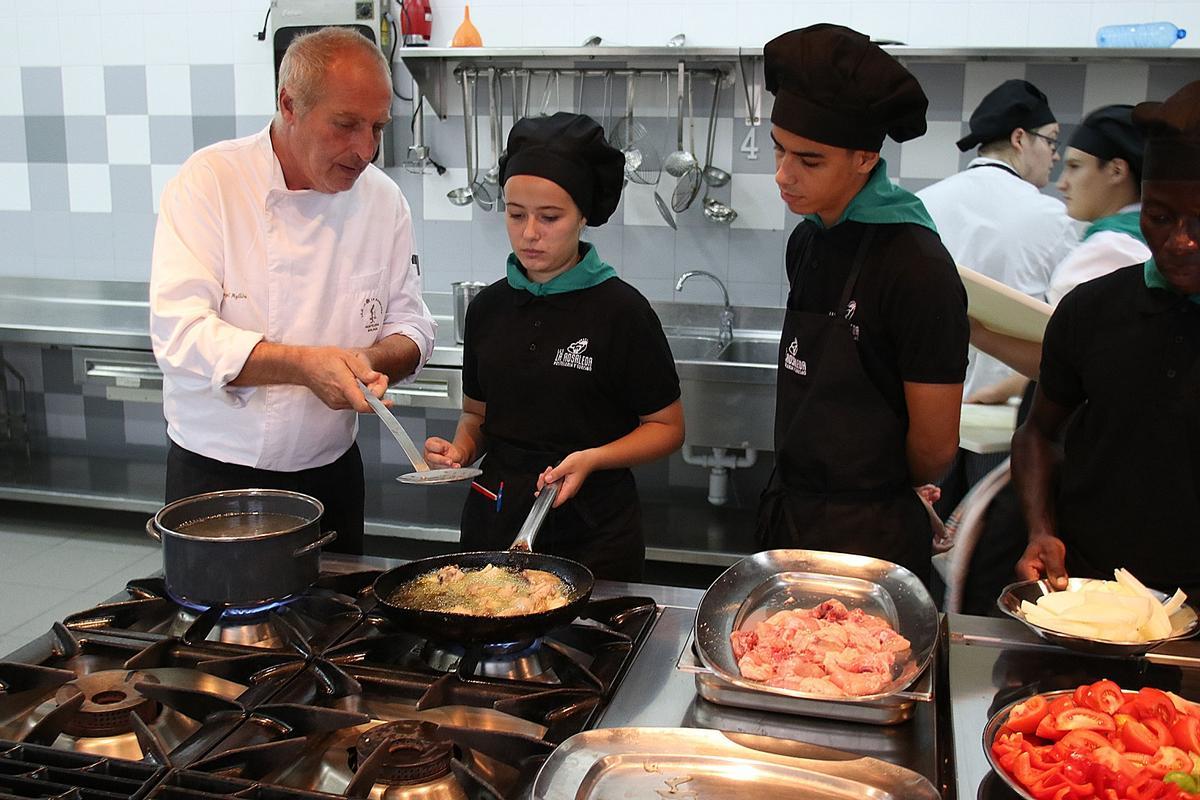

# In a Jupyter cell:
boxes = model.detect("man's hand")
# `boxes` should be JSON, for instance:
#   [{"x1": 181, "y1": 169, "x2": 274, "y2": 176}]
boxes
[
  {"x1": 298, "y1": 346, "x2": 385, "y2": 412},
  {"x1": 536, "y1": 450, "x2": 599, "y2": 507},
  {"x1": 424, "y1": 437, "x2": 466, "y2": 469},
  {"x1": 1016, "y1": 532, "x2": 1069, "y2": 589}
]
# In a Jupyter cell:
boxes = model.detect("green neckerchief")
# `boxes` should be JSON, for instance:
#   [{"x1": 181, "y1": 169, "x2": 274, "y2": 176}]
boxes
[
  {"x1": 1144, "y1": 258, "x2": 1200, "y2": 305},
  {"x1": 1084, "y1": 210, "x2": 1146, "y2": 244},
  {"x1": 506, "y1": 241, "x2": 617, "y2": 296},
  {"x1": 804, "y1": 159, "x2": 938, "y2": 234}
]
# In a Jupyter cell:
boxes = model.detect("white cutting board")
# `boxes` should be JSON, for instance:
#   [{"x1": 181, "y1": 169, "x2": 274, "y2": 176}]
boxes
[{"x1": 957, "y1": 265, "x2": 1053, "y2": 343}]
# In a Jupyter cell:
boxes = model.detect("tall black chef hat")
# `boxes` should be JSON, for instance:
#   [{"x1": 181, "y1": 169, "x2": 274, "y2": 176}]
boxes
[
  {"x1": 956, "y1": 79, "x2": 1056, "y2": 152},
  {"x1": 1068, "y1": 105, "x2": 1145, "y2": 180},
  {"x1": 763, "y1": 24, "x2": 928, "y2": 152},
  {"x1": 1134, "y1": 81, "x2": 1200, "y2": 181},
  {"x1": 499, "y1": 112, "x2": 625, "y2": 226}
]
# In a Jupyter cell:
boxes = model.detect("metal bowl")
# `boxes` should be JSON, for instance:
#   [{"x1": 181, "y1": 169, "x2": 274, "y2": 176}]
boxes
[
  {"x1": 997, "y1": 577, "x2": 1200, "y2": 657},
  {"x1": 694, "y1": 549, "x2": 940, "y2": 703},
  {"x1": 982, "y1": 688, "x2": 1077, "y2": 800}
]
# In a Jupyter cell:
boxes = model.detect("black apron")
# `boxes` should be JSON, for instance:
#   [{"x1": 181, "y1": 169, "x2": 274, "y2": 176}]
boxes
[
  {"x1": 756, "y1": 227, "x2": 931, "y2": 584},
  {"x1": 459, "y1": 437, "x2": 644, "y2": 582}
]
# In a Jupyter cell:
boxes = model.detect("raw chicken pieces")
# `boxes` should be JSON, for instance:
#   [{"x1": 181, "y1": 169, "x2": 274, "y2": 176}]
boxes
[{"x1": 729, "y1": 599, "x2": 911, "y2": 697}]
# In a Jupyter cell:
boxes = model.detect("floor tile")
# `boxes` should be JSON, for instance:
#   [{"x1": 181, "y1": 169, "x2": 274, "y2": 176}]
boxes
[
  {"x1": 0, "y1": 538, "x2": 150, "y2": 590},
  {"x1": 0, "y1": 580, "x2": 72, "y2": 634}
]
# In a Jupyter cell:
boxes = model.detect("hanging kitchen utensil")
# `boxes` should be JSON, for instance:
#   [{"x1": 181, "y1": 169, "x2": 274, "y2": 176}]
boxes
[
  {"x1": 483, "y1": 68, "x2": 501, "y2": 187},
  {"x1": 663, "y1": 63, "x2": 697, "y2": 178},
  {"x1": 446, "y1": 71, "x2": 475, "y2": 207},
  {"x1": 611, "y1": 73, "x2": 647, "y2": 181},
  {"x1": 357, "y1": 381, "x2": 482, "y2": 485},
  {"x1": 653, "y1": 74, "x2": 677, "y2": 229},
  {"x1": 703, "y1": 190, "x2": 737, "y2": 224},
  {"x1": 671, "y1": 72, "x2": 702, "y2": 213},
  {"x1": 466, "y1": 72, "x2": 496, "y2": 211},
  {"x1": 702, "y1": 72, "x2": 732, "y2": 187}
]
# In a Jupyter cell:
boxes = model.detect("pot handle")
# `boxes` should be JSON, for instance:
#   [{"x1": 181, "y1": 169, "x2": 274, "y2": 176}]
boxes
[
  {"x1": 293, "y1": 530, "x2": 337, "y2": 557},
  {"x1": 145, "y1": 517, "x2": 162, "y2": 542}
]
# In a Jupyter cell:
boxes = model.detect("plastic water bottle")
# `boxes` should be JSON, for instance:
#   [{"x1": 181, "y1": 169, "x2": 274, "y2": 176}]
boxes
[{"x1": 1096, "y1": 22, "x2": 1187, "y2": 47}]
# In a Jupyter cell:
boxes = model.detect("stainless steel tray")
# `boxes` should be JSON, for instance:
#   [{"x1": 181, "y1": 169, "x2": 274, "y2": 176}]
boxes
[
  {"x1": 531, "y1": 727, "x2": 941, "y2": 800},
  {"x1": 694, "y1": 549, "x2": 940, "y2": 704},
  {"x1": 998, "y1": 577, "x2": 1200, "y2": 657}
]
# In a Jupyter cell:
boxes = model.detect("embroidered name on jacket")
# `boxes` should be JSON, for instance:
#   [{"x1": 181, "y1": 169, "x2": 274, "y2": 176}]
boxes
[
  {"x1": 553, "y1": 338, "x2": 594, "y2": 372},
  {"x1": 784, "y1": 337, "x2": 807, "y2": 376}
]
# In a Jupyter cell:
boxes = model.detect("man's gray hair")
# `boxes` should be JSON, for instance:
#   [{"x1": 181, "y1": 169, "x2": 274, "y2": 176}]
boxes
[{"x1": 277, "y1": 26, "x2": 390, "y2": 117}]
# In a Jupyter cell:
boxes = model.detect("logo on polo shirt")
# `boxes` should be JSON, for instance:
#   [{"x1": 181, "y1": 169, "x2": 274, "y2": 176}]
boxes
[
  {"x1": 784, "y1": 337, "x2": 807, "y2": 376},
  {"x1": 553, "y1": 338, "x2": 593, "y2": 372}
]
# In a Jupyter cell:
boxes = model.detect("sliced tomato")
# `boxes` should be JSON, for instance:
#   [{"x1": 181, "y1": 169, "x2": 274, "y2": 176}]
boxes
[
  {"x1": 1170, "y1": 716, "x2": 1200, "y2": 755},
  {"x1": 1010, "y1": 695, "x2": 1052, "y2": 735},
  {"x1": 1146, "y1": 746, "x2": 1193, "y2": 779},
  {"x1": 1060, "y1": 730, "x2": 1115, "y2": 753},
  {"x1": 1086, "y1": 681, "x2": 1126, "y2": 715},
  {"x1": 1051, "y1": 695, "x2": 1080, "y2": 716},
  {"x1": 1039, "y1": 712, "x2": 1069, "y2": 741},
  {"x1": 1077, "y1": 684, "x2": 1095, "y2": 707},
  {"x1": 1148, "y1": 718, "x2": 1177, "y2": 748},
  {"x1": 1057, "y1": 707, "x2": 1118, "y2": 733},
  {"x1": 1136, "y1": 688, "x2": 1178, "y2": 726},
  {"x1": 1125, "y1": 719, "x2": 1167, "y2": 755}
]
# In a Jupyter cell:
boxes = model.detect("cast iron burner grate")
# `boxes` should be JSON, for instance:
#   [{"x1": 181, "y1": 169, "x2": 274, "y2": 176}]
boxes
[{"x1": 0, "y1": 738, "x2": 162, "y2": 800}]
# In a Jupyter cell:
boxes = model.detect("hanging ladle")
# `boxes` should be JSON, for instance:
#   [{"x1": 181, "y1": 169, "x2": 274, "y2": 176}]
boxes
[
  {"x1": 701, "y1": 73, "x2": 731, "y2": 188},
  {"x1": 446, "y1": 71, "x2": 476, "y2": 207},
  {"x1": 358, "y1": 381, "x2": 482, "y2": 486}
]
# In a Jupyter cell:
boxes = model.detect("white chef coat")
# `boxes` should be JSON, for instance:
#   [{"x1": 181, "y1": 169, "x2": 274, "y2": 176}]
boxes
[
  {"x1": 916, "y1": 157, "x2": 1078, "y2": 399},
  {"x1": 1045, "y1": 205, "x2": 1150, "y2": 306},
  {"x1": 150, "y1": 125, "x2": 437, "y2": 472}
]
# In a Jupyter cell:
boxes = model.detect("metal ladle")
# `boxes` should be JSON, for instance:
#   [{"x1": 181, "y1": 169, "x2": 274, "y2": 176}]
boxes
[
  {"x1": 701, "y1": 74, "x2": 732, "y2": 188},
  {"x1": 663, "y1": 63, "x2": 697, "y2": 178},
  {"x1": 358, "y1": 381, "x2": 482, "y2": 486},
  {"x1": 446, "y1": 71, "x2": 475, "y2": 207},
  {"x1": 468, "y1": 71, "x2": 496, "y2": 211}
]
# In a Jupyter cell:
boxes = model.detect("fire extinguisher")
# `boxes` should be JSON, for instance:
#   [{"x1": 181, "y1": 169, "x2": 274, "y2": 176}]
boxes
[{"x1": 399, "y1": 0, "x2": 433, "y2": 46}]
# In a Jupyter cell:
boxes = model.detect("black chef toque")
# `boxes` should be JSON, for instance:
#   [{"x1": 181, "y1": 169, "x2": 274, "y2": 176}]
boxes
[
  {"x1": 1134, "y1": 81, "x2": 1200, "y2": 181},
  {"x1": 1068, "y1": 105, "x2": 1144, "y2": 179},
  {"x1": 956, "y1": 79, "x2": 1056, "y2": 152},
  {"x1": 499, "y1": 112, "x2": 625, "y2": 226},
  {"x1": 763, "y1": 24, "x2": 928, "y2": 152}
]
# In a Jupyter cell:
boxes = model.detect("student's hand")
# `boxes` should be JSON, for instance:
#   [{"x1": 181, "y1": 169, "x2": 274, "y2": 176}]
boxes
[
  {"x1": 537, "y1": 450, "x2": 599, "y2": 507},
  {"x1": 1016, "y1": 532, "x2": 1069, "y2": 590},
  {"x1": 424, "y1": 437, "x2": 465, "y2": 469}
]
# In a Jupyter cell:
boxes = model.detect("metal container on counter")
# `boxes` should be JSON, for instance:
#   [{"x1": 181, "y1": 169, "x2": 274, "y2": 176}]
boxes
[
  {"x1": 144, "y1": 488, "x2": 336, "y2": 607},
  {"x1": 451, "y1": 281, "x2": 487, "y2": 344}
]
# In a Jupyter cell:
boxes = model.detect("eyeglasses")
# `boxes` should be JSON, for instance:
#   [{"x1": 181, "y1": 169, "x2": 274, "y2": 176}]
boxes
[{"x1": 1024, "y1": 129, "x2": 1059, "y2": 153}]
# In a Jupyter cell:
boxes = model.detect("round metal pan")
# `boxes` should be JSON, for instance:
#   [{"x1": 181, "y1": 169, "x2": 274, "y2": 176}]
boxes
[
  {"x1": 983, "y1": 688, "x2": 1075, "y2": 800},
  {"x1": 370, "y1": 550, "x2": 594, "y2": 643},
  {"x1": 694, "y1": 549, "x2": 940, "y2": 703}
]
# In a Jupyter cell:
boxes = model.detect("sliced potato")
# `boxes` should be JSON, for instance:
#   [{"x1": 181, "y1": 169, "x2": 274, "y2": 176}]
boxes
[
  {"x1": 1037, "y1": 591, "x2": 1087, "y2": 615},
  {"x1": 1163, "y1": 589, "x2": 1189, "y2": 617}
]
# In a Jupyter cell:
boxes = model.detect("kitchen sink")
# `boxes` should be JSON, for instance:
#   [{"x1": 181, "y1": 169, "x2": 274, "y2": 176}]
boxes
[
  {"x1": 718, "y1": 338, "x2": 779, "y2": 364},
  {"x1": 666, "y1": 334, "x2": 778, "y2": 365}
]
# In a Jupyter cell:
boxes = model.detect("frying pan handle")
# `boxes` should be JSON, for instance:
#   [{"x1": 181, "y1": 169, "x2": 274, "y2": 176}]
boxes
[
  {"x1": 145, "y1": 517, "x2": 162, "y2": 542},
  {"x1": 510, "y1": 482, "x2": 558, "y2": 552},
  {"x1": 293, "y1": 530, "x2": 337, "y2": 557}
]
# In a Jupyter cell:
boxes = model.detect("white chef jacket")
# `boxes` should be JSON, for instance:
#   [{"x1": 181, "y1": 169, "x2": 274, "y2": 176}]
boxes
[
  {"x1": 150, "y1": 125, "x2": 437, "y2": 472},
  {"x1": 916, "y1": 157, "x2": 1078, "y2": 399},
  {"x1": 1045, "y1": 205, "x2": 1150, "y2": 306}
]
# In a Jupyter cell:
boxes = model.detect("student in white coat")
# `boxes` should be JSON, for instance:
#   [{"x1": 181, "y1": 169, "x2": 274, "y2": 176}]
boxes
[
  {"x1": 917, "y1": 80, "x2": 1078, "y2": 406},
  {"x1": 149, "y1": 28, "x2": 436, "y2": 555}
]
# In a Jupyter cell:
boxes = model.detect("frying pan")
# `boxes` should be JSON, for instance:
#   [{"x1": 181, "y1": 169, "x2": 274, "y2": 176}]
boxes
[{"x1": 369, "y1": 483, "x2": 596, "y2": 643}]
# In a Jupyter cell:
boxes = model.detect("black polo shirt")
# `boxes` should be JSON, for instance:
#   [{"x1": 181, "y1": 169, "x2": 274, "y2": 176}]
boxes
[
  {"x1": 784, "y1": 219, "x2": 969, "y2": 417},
  {"x1": 462, "y1": 276, "x2": 681, "y2": 455},
  {"x1": 1039, "y1": 264, "x2": 1200, "y2": 590}
]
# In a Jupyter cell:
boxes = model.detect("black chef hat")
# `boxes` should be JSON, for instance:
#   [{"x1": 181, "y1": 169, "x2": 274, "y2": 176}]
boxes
[
  {"x1": 499, "y1": 112, "x2": 624, "y2": 226},
  {"x1": 957, "y1": 79, "x2": 1056, "y2": 152},
  {"x1": 763, "y1": 24, "x2": 928, "y2": 152},
  {"x1": 1068, "y1": 105, "x2": 1144, "y2": 179},
  {"x1": 1134, "y1": 81, "x2": 1200, "y2": 181}
]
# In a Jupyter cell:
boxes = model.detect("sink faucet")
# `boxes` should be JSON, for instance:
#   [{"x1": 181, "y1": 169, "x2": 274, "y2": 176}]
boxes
[{"x1": 675, "y1": 270, "x2": 735, "y2": 348}]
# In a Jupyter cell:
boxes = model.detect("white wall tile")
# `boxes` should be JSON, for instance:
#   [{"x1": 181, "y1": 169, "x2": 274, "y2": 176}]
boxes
[
  {"x1": 59, "y1": 15, "x2": 103, "y2": 67},
  {"x1": 68, "y1": 164, "x2": 113, "y2": 212},
  {"x1": 735, "y1": 2, "x2": 795, "y2": 47},
  {"x1": 907, "y1": 3, "x2": 972, "y2": 46},
  {"x1": 187, "y1": 10, "x2": 233, "y2": 65},
  {"x1": 0, "y1": 164, "x2": 30, "y2": 211},
  {"x1": 100, "y1": 13, "x2": 145, "y2": 65},
  {"x1": 852, "y1": 2, "x2": 913, "y2": 44},
  {"x1": 143, "y1": 13, "x2": 190, "y2": 65},
  {"x1": 962, "y1": 62, "x2": 1028, "y2": 119},
  {"x1": 967, "y1": 1, "x2": 1030, "y2": 46},
  {"x1": 622, "y1": 182, "x2": 673, "y2": 227},
  {"x1": 520, "y1": 4, "x2": 576, "y2": 47},
  {"x1": 573, "y1": 2, "x2": 632, "y2": 48},
  {"x1": 145, "y1": 64, "x2": 191, "y2": 114},
  {"x1": 0, "y1": 66, "x2": 21, "y2": 114},
  {"x1": 61, "y1": 66, "x2": 106, "y2": 114},
  {"x1": 730, "y1": 173, "x2": 786, "y2": 231},
  {"x1": 234, "y1": 62, "x2": 275, "y2": 116},
  {"x1": 1083, "y1": 62, "x2": 1149, "y2": 112},
  {"x1": 0, "y1": 20, "x2": 17, "y2": 67},
  {"x1": 423, "y1": 167, "x2": 474, "y2": 221},
  {"x1": 150, "y1": 163, "x2": 180, "y2": 213},
  {"x1": 106, "y1": 115, "x2": 152, "y2": 164},
  {"x1": 231, "y1": 11, "x2": 273, "y2": 65},
  {"x1": 900, "y1": 120, "x2": 963, "y2": 179},
  {"x1": 18, "y1": 14, "x2": 61, "y2": 66},
  {"x1": 1028, "y1": 3, "x2": 1094, "y2": 46}
]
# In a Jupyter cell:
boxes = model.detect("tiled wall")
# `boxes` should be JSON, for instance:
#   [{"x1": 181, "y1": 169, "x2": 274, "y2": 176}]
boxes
[{"x1": 1, "y1": 4, "x2": 1197, "y2": 307}]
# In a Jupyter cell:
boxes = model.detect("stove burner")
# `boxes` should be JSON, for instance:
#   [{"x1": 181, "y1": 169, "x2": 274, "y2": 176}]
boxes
[
  {"x1": 419, "y1": 639, "x2": 555, "y2": 681},
  {"x1": 53, "y1": 671, "x2": 161, "y2": 738},
  {"x1": 168, "y1": 591, "x2": 297, "y2": 618},
  {"x1": 354, "y1": 721, "x2": 453, "y2": 785}
]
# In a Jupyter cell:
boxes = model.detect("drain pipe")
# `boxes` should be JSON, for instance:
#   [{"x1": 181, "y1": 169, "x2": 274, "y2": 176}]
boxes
[{"x1": 682, "y1": 445, "x2": 758, "y2": 506}]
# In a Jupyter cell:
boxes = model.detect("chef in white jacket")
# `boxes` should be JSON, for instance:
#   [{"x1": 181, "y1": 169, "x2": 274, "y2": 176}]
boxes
[
  {"x1": 917, "y1": 79, "x2": 1077, "y2": 406},
  {"x1": 149, "y1": 27, "x2": 436, "y2": 556}
]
